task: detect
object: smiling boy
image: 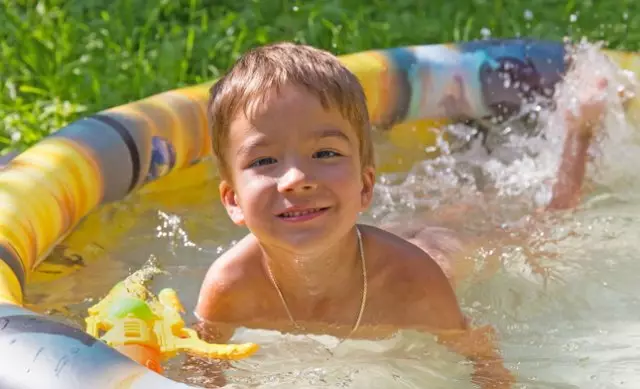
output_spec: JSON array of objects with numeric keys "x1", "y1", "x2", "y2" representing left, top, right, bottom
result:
[
  {"x1": 192, "y1": 42, "x2": 517, "y2": 388},
  {"x1": 194, "y1": 42, "x2": 615, "y2": 388}
]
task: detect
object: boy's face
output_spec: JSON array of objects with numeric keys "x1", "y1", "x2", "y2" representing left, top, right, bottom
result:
[{"x1": 219, "y1": 84, "x2": 375, "y2": 253}]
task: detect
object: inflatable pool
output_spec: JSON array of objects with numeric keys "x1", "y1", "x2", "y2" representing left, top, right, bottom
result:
[{"x1": 0, "y1": 39, "x2": 638, "y2": 389}]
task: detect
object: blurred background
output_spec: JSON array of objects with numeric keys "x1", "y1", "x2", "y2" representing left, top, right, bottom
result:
[{"x1": 1, "y1": 0, "x2": 639, "y2": 154}]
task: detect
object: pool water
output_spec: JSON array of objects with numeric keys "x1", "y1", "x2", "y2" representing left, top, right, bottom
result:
[{"x1": 26, "y1": 45, "x2": 640, "y2": 388}]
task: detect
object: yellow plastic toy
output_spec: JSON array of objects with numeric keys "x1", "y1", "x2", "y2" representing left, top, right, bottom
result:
[{"x1": 85, "y1": 274, "x2": 259, "y2": 374}]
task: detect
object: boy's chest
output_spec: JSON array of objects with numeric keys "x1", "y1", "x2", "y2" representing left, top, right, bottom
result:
[
  {"x1": 227, "y1": 268, "x2": 432, "y2": 333},
  {"x1": 357, "y1": 262, "x2": 447, "y2": 330},
  {"x1": 361, "y1": 286, "x2": 429, "y2": 328}
]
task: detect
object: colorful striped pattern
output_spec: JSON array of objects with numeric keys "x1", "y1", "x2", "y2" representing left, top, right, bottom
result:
[{"x1": 0, "y1": 39, "x2": 638, "y2": 388}]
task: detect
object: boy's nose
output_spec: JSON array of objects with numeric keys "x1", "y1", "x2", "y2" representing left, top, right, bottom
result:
[{"x1": 277, "y1": 165, "x2": 317, "y2": 193}]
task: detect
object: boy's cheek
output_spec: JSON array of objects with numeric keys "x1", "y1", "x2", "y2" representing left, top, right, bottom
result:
[
  {"x1": 323, "y1": 163, "x2": 360, "y2": 184},
  {"x1": 244, "y1": 176, "x2": 276, "y2": 197},
  {"x1": 238, "y1": 178, "x2": 276, "y2": 211}
]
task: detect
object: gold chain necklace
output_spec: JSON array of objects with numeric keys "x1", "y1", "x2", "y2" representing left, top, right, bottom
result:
[{"x1": 265, "y1": 226, "x2": 367, "y2": 340}]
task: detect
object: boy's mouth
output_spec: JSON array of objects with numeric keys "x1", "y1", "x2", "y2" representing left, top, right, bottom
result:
[{"x1": 277, "y1": 207, "x2": 330, "y2": 219}]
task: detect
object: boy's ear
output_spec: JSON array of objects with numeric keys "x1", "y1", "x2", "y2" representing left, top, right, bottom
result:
[
  {"x1": 360, "y1": 166, "x2": 376, "y2": 210},
  {"x1": 219, "y1": 180, "x2": 245, "y2": 225}
]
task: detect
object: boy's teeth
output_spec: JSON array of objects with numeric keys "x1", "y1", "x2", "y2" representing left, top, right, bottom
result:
[{"x1": 282, "y1": 208, "x2": 320, "y2": 217}]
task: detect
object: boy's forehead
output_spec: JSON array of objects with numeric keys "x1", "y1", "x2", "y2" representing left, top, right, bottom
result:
[
  {"x1": 230, "y1": 86, "x2": 352, "y2": 131},
  {"x1": 244, "y1": 83, "x2": 324, "y2": 116},
  {"x1": 229, "y1": 113, "x2": 355, "y2": 144},
  {"x1": 223, "y1": 83, "x2": 361, "y2": 155}
]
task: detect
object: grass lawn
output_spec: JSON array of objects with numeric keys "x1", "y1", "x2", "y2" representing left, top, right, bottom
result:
[{"x1": 1, "y1": 0, "x2": 639, "y2": 154}]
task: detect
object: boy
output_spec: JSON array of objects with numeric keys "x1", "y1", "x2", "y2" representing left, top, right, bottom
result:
[{"x1": 194, "y1": 42, "x2": 615, "y2": 388}]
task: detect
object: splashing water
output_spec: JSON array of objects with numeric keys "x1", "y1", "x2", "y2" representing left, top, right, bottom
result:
[
  {"x1": 373, "y1": 41, "x2": 640, "y2": 230},
  {"x1": 370, "y1": 41, "x2": 640, "y2": 389}
]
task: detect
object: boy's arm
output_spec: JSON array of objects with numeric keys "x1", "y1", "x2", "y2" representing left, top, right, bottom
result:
[
  {"x1": 415, "y1": 258, "x2": 515, "y2": 389},
  {"x1": 182, "y1": 263, "x2": 240, "y2": 388},
  {"x1": 183, "y1": 320, "x2": 236, "y2": 388},
  {"x1": 435, "y1": 323, "x2": 514, "y2": 389}
]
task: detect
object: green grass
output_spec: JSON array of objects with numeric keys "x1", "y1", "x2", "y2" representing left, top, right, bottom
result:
[{"x1": 1, "y1": 0, "x2": 639, "y2": 154}]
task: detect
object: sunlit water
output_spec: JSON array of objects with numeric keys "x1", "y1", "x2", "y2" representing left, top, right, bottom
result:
[{"x1": 26, "y1": 44, "x2": 640, "y2": 388}]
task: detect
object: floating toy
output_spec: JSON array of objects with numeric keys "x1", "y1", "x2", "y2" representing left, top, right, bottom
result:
[{"x1": 85, "y1": 275, "x2": 259, "y2": 373}]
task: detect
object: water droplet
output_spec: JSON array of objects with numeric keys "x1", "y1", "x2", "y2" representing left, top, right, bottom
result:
[
  {"x1": 524, "y1": 10, "x2": 534, "y2": 20},
  {"x1": 36, "y1": 2, "x2": 46, "y2": 15}
]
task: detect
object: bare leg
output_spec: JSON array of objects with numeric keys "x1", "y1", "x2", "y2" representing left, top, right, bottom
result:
[{"x1": 545, "y1": 77, "x2": 609, "y2": 211}]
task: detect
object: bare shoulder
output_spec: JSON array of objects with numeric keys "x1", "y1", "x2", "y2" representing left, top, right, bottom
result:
[
  {"x1": 195, "y1": 233, "x2": 266, "y2": 323},
  {"x1": 202, "y1": 234, "x2": 262, "y2": 284},
  {"x1": 359, "y1": 223, "x2": 450, "y2": 280},
  {"x1": 359, "y1": 224, "x2": 466, "y2": 330}
]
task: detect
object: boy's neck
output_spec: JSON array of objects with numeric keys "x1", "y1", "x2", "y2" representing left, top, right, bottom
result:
[{"x1": 260, "y1": 227, "x2": 364, "y2": 315}]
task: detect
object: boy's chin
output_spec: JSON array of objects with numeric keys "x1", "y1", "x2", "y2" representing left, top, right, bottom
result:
[
  {"x1": 280, "y1": 232, "x2": 329, "y2": 251},
  {"x1": 265, "y1": 229, "x2": 340, "y2": 253}
]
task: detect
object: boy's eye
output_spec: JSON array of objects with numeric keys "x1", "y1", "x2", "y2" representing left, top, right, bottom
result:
[
  {"x1": 313, "y1": 150, "x2": 341, "y2": 159},
  {"x1": 248, "y1": 157, "x2": 277, "y2": 168}
]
